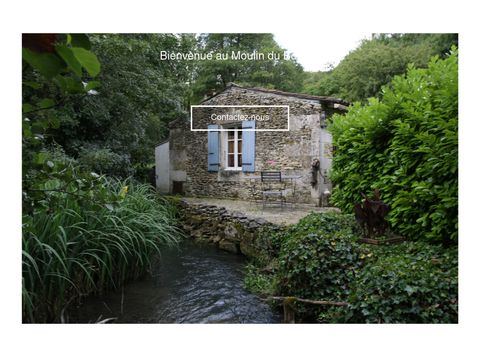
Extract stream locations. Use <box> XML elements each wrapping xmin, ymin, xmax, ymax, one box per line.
<box><xmin>68</xmin><ymin>243</ymin><xmax>282</xmax><ymax>323</ymax></box>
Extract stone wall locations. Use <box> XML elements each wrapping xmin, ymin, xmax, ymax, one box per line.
<box><xmin>178</xmin><ymin>200</ymin><xmax>282</xmax><ymax>258</ymax></box>
<box><xmin>168</xmin><ymin>85</ymin><xmax>345</xmax><ymax>204</ymax></box>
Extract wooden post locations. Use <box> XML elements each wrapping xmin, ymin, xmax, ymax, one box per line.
<box><xmin>283</xmin><ymin>301</ymin><xmax>296</xmax><ymax>323</ymax></box>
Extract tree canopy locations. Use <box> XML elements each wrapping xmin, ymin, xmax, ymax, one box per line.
<box><xmin>303</xmin><ymin>33</ymin><xmax>458</xmax><ymax>103</ymax></box>
<box><xmin>47</xmin><ymin>34</ymin><xmax>196</xmax><ymax>176</ymax></box>
<box><xmin>192</xmin><ymin>33</ymin><xmax>305</xmax><ymax>102</ymax></box>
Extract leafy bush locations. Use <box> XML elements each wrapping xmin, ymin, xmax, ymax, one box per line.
<box><xmin>243</xmin><ymin>264</ymin><xmax>277</xmax><ymax>296</ymax></box>
<box><xmin>244</xmin><ymin>212</ymin><xmax>458</xmax><ymax>323</ymax></box>
<box><xmin>329</xmin><ymin>48</ymin><xmax>458</xmax><ymax>244</ymax></box>
<box><xmin>133</xmin><ymin>163</ymin><xmax>156</xmax><ymax>185</ymax></box>
<box><xmin>340</xmin><ymin>242</ymin><xmax>458</xmax><ymax>323</ymax></box>
<box><xmin>276</xmin><ymin>212</ymin><xmax>362</xmax><ymax>303</ymax></box>
<box><xmin>78</xmin><ymin>145</ymin><xmax>133</xmax><ymax>178</ymax></box>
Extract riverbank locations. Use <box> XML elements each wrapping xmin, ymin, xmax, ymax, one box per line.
<box><xmin>22</xmin><ymin>182</ymin><xmax>181</xmax><ymax>323</ymax></box>
<box><xmin>67</xmin><ymin>242</ymin><xmax>282</xmax><ymax>323</ymax></box>
<box><xmin>177</xmin><ymin>197</ymin><xmax>338</xmax><ymax>258</ymax></box>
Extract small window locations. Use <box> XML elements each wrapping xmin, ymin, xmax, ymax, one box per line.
<box><xmin>225</xmin><ymin>126</ymin><xmax>242</xmax><ymax>170</ymax></box>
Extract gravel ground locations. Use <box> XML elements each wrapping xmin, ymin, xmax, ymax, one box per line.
<box><xmin>182</xmin><ymin>197</ymin><xmax>339</xmax><ymax>226</ymax></box>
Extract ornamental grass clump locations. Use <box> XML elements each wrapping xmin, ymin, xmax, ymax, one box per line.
<box><xmin>22</xmin><ymin>178</ymin><xmax>181</xmax><ymax>323</ymax></box>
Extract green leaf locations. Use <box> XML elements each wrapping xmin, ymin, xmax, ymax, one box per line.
<box><xmin>22</xmin><ymin>103</ymin><xmax>34</xmax><ymax>113</ymax></box>
<box><xmin>70</xmin><ymin>34</ymin><xmax>91</xmax><ymax>50</ymax></box>
<box><xmin>36</xmin><ymin>152</ymin><xmax>48</xmax><ymax>164</ymax></box>
<box><xmin>23</xmin><ymin>81</ymin><xmax>41</xmax><ymax>89</ymax></box>
<box><xmin>55</xmin><ymin>76</ymin><xmax>85</xmax><ymax>94</ymax></box>
<box><xmin>71</xmin><ymin>47</ymin><xmax>100</xmax><ymax>77</ymax></box>
<box><xmin>48</xmin><ymin>115</ymin><xmax>60</xmax><ymax>129</ymax></box>
<box><xmin>56</xmin><ymin>45</ymin><xmax>82</xmax><ymax>77</ymax></box>
<box><xmin>22</xmin><ymin>48</ymin><xmax>64</xmax><ymax>78</ymax></box>
<box><xmin>37</xmin><ymin>98</ymin><xmax>55</xmax><ymax>109</ymax></box>
<box><xmin>404</xmin><ymin>285</ymin><xmax>416</xmax><ymax>295</ymax></box>
<box><xmin>23</xmin><ymin>124</ymin><xmax>32</xmax><ymax>137</ymax></box>
<box><xmin>85</xmin><ymin>81</ymin><xmax>100</xmax><ymax>91</ymax></box>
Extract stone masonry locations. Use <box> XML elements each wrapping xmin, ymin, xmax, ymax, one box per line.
<box><xmin>159</xmin><ymin>83</ymin><xmax>348</xmax><ymax>205</ymax></box>
<box><xmin>178</xmin><ymin>199</ymin><xmax>283</xmax><ymax>258</ymax></box>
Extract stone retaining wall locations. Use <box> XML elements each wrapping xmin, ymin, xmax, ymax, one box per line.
<box><xmin>178</xmin><ymin>200</ymin><xmax>282</xmax><ymax>258</ymax></box>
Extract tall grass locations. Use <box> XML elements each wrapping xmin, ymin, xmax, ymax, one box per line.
<box><xmin>22</xmin><ymin>179</ymin><xmax>182</xmax><ymax>322</ymax></box>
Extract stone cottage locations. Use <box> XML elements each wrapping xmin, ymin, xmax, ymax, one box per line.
<box><xmin>155</xmin><ymin>83</ymin><xmax>348</xmax><ymax>205</ymax></box>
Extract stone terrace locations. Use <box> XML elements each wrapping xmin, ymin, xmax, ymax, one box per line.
<box><xmin>182</xmin><ymin>197</ymin><xmax>338</xmax><ymax>226</ymax></box>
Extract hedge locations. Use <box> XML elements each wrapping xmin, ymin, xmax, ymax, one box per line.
<box><xmin>329</xmin><ymin>48</ymin><xmax>458</xmax><ymax>244</ymax></box>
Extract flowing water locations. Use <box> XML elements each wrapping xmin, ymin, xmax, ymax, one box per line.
<box><xmin>68</xmin><ymin>243</ymin><xmax>281</xmax><ymax>323</ymax></box>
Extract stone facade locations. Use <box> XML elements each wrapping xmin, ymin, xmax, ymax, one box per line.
<box><xmin>156</xmin><ymin>83</ymin><xmax>348</xmax><ymax>205</ymax></box>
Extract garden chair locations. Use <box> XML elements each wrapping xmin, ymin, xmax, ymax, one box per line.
<box><xmin>260</xmin><ymin>171</ymin><xmax>287</xmax><ymax>209</ymax></box>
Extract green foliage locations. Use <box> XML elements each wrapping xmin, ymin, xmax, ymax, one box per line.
<box><xmin>22</xmin><ymin>35</ymin><xmax>100</xmax><ymax>154</ymax></box>
<box><xmin>22</xmin><ymin>146</ymin><xmax>119</xmax><ymax>215</ymax></box>
<box><xmin>302</xmin><ymin>70</ymin><xmax>337</xmax><ymax>96</ymax></box>
<box><xmin>22</xmin><ymin>48</ymin><xmax>66</xmax><ymax>79</ymax></box>
<box><xmin>192</xmin><ymin>34</ymin><xmax>304</xmax><ymax>102</ymax></box>
<box><xmin>34</xmin><ymin>34</ymin><xmax>195</xmax><ymax>174</ymax></box>
<box><xmin>22</xmin><ymin>179</ymin><xmax>181</xmax><ymax>322</ymax></box>
<box><xmin>373</xmin><ymin>33</ymin><xmax>458</xmax><ymax>57</ymax></box>
<box><xmin>70</xmin><ymin>47</ymin><xmax>101</xmax><ymax>77</ymax></box>
<box><xmin>22</xmin><ymin>34</ymin><xmax>182</xmax><ymax>323</ymax></box>
<box><xmin>78</xmin><ymin>145</ymin><xmax>134</xmax><ymax>178</ymax></box>
<box><xmin>22</xmin><ymin>34</ymin><xmax>106</xmax><ymax>215</ymax></box>
<box><xmin>244</xmin><ymin>212</ymin><xmax>457</xmax><ymax>323</ymax></box>
<box><xmin>276</xmin><ymin>213</ymin><xmax>361</xmax><ymax>304</ymax></box>
<box><xmin>304</xmin><ymin>34</ymin><xmax>458</xmax><ymax>102</ymax></box>
<box><xmin>243</xmin><ymin>264</ymin><xmax>277</xmax><ymax>296</ymax></box>
<box><xmin>329</xmin><ymin>49</ymin><xmax>458</xmax><ymax>244</ymax></box>
<box><xmin>329</xmin><ymin>40</ymin><xmax>432</xmax><ymax>102</ymax></box>
<box><xmin>340</xmin><ymin>242</ymin><xmax>458</xmax><ymax>323</ymax></box>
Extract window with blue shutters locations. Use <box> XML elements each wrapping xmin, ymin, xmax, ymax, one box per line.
<box><xmin>207</xmin><ymin>121</ymin><xmax>255</xmax><ymax>172</ymax></box>
<box><xmin>207</xmin><ymin>124</ymin><xmax>220</xmax><ymax>172</ymax></box>
<box><xmin>242</xmin><ymin>120</ymin><xmax>255</xmax><ymax>172</ymax></box>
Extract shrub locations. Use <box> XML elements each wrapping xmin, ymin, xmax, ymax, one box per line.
<box><xmin>78</xmin><ymin>145</ymin><xmax>134</xmax><ymax>178</ymax></box>
<box><xmin>340</xmin><ymin>242</ymin><xmax>458</xmax><ymax>323</ymax></box>
<box><xmin>329</xmin><ymin>49</ymin><xmax>458</xmax><ymax>244</ymax></box>
<box><xmin>276</xmin><ymin>212</ymin><xmax>362</xmax><ymax>303</ymax></box>
<box><xmin>133</xmin><ymin>163</ymin><xmax>156</xmax><ymax>185</ymax></box>
<box><xmin>244</xmin><ymin>212</ymin><xmax>458</xmax><ymax>324</ymax></box>
<box><xmin>243</xmin><ymin>264</ymin><xmax>277</xmax><ymax>296</ymax></box>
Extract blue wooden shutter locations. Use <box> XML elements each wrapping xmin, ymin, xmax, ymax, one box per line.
<box><xmin>207</xmin><ymin>124</ymin><xmax>220</xmax><ymax>172</ymax></box>
<box><xmin>242</xmin><ymin>120</ymin><xmax>255</xmax><ymax>172</ymax></box>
